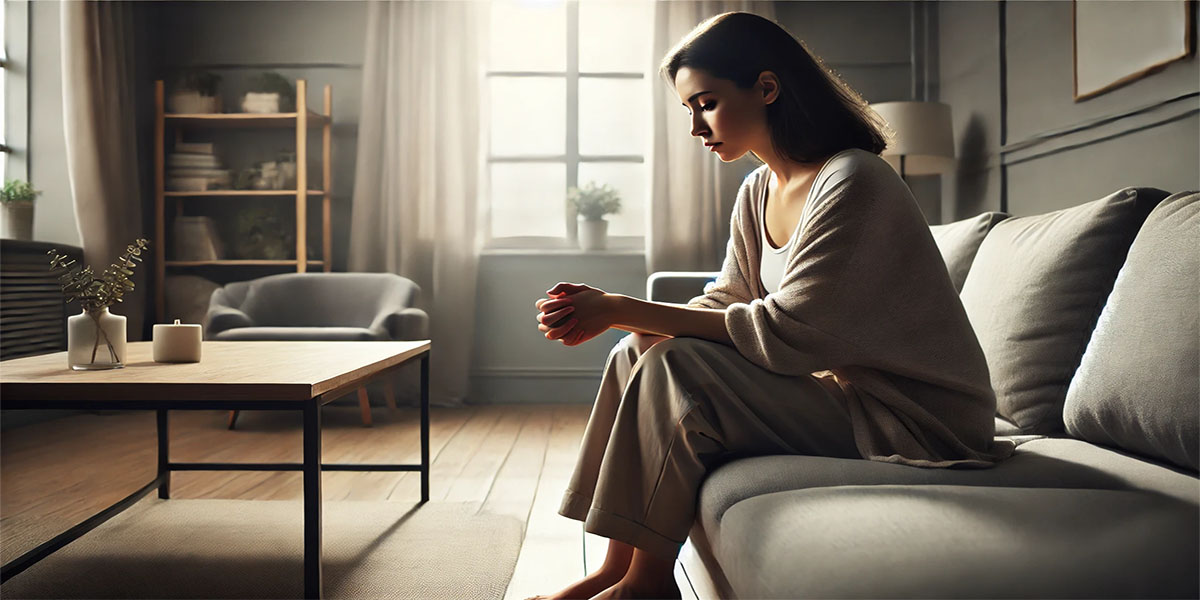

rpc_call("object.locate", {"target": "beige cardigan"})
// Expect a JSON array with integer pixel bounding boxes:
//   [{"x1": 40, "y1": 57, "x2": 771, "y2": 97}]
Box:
[{"x1": 690, "y1": 150, "x2": 1014, "y2": 468}]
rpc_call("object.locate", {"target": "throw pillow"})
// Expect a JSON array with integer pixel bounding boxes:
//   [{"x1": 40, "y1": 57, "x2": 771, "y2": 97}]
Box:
[
  {"x1": 929, "y1": 212, "x2": 1009, "y2": 293},
  {"x1": 959, "y1": 187, "x2": 1168, "y2": 435},
  {"x1": 1063, "y1": 191, "x2": 1199, "y2": 471}
]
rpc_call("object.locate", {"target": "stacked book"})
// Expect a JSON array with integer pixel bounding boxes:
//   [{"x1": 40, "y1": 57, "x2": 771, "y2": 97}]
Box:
[{"x1": 167, "y1": 142, "x2": 233, "y2": 191}]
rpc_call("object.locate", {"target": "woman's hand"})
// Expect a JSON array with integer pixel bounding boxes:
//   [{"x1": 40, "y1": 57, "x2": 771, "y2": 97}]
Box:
[{"x1": 534, "y1": 282, "x2": 617, "y2": 346}]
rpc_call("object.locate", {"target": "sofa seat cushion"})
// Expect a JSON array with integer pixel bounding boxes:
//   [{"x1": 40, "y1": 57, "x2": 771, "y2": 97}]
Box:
[
  {"x1": 713, "y1": 485, "x2": 1198, "y2": 599},
  {"x1": 212, "y1": 326, "x2": 384, "y2": 341},
  {"x1": 959, "y1": 187, "x2": 1167, "y2": 434},
  {"x1": 1011, "y1": 437, "x2": 1199, "y2": 505},
  {"x1": 698, "y1": 439, "x2": 1198, "y2": 537}
]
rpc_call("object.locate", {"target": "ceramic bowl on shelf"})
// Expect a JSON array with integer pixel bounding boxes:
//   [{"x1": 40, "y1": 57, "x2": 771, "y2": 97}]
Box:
[{"x1": 168, "y1": 91, "x2": 221, "y2": 114}]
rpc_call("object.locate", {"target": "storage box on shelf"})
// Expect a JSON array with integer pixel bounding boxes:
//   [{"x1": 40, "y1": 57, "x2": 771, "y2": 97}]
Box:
[{"x1": 152, "y1": 78, "x2": 334, "y2": 322}]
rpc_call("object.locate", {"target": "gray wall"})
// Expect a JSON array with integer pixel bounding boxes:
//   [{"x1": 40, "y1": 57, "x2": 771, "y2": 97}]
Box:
[{"x1": 939, "y1": 0, "x2": 1199, "y2": 219}]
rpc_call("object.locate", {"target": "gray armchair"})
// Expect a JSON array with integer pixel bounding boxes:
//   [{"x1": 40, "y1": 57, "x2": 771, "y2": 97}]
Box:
[{"x1": 205, "y1": 272, "x2": 429, "y2": 428}]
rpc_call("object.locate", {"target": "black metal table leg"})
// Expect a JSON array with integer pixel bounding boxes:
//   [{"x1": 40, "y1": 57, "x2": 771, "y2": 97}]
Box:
[
  {"x1": 157, "y1": 409, "x2": 170, "y2": 499},
  {"x1": 420, "y1": 354, "x2": 430, "y2": 503},
  {"x1": 303, "y1": 401, "x2": 323, "y2": 599}
]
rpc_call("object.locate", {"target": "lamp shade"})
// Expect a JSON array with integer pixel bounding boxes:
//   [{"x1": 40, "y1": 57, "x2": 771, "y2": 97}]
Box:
[{"x1": 870, "y1": 101, "x2": 955, "y2": 176}]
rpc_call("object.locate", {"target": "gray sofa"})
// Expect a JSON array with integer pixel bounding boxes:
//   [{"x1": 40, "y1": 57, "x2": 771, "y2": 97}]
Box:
[{"x1": 652, "y1": 188, "x2": 1199, "y2": 599}]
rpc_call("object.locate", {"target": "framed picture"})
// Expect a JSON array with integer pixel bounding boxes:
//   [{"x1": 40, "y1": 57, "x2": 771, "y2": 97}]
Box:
[{"x1": 1073, "y1": 0, "x2": 1194, "y2": 101}]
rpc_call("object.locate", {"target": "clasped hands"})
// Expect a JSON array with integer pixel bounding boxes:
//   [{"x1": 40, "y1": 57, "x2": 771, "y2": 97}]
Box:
[{"x1": 534, "y1": 282, "x2": 616, "y2": 347}]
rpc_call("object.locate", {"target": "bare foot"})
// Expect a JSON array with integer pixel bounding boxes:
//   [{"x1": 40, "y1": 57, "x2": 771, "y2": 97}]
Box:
[
  {"x1": 588, "y1": 577, "x2": 682, "y2": 600},
  {"x1": 525, "y1": 568, "x2": 626, "y2": 600}
]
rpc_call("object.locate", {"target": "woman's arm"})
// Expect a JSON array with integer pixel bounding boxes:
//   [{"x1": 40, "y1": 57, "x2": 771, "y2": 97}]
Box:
[
  {"x1": 608, "y1": 295, "x2": 731, "y2": 344},
  {"x1": 536, "y1": 283, "x2": 731, "y2": 347}
]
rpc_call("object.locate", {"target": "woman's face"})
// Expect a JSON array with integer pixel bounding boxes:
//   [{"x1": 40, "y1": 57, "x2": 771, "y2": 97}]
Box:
[{"x1": 674, "y1": 66, "x2": 776, "y2": 162}]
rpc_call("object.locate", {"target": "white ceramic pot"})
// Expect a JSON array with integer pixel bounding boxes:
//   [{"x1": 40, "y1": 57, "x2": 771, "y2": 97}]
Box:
[
  {"x1": 241, "y1": 92, "x2": 281, "y2": 114},
  {"x1": 578, "y1": 217, "x2": 609, "y2": 251},
  {"x1": 168, "y1": 91, "x2": 221, "y2": 114},
  {"x1": 67, "y1": 308, "x2": 127, "y2": 370},
  {"x1": 1, "y1": 202, "x2": 34, "y2": 240}
]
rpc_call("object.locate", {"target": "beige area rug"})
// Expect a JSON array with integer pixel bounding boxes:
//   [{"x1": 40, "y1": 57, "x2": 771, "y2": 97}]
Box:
[{"x1": 2, "y1": 498, "x2": 523, "y2": 599}]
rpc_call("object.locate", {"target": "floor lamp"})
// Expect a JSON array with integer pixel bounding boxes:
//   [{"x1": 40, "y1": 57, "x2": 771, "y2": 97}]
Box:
[{"x1": 869, "y1": 101, "x2": 956, "y2": 184}]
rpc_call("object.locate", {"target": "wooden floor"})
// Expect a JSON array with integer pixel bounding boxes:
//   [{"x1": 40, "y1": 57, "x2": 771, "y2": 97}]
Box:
[{"x1": 0, "y1": 402, "x2": 608, "y2": 599}]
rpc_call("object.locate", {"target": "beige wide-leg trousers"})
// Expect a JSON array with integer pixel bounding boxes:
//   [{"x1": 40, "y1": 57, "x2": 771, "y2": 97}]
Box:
[{"x1": 558, "y1": 334, "x2": 862, "y2": 560}]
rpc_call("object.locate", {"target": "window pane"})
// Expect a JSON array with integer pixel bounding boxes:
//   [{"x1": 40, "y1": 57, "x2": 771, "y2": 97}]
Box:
[
  {"x1": 578, "y1": 78, "x2": 647, "y2": 156},
  {"x1": 490, "y1": 0, "x2": 566, "y2": 72},
  {"x1": 491, "y1": 163, "x2": 567, "y2": 238},
  {"x1": 491, "y1": 77, "x2": 565, "y2": 156},
  {"x1": 579, "y1": 0, "x2": 653, "y2": 73},
  {"x1": 577, "y1": 162, "x2": 645, "y2": 236}
]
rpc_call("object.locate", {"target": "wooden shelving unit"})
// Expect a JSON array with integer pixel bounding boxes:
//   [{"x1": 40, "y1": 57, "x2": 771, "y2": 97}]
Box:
[{"x1": 153, "y1": 79, "x2": 333, "y2": 321}]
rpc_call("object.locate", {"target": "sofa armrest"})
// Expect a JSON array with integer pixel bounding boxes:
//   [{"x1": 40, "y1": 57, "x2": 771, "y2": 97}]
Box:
[
  {"x1": 370, "y1": 307, "x2": 430, "y2": 340},
  {"x1": 647, "y1": 271, "x2": 721, "y2": 304},
  {"x1": 205, "y1": 306, "x2": 254, "y2": 339}
]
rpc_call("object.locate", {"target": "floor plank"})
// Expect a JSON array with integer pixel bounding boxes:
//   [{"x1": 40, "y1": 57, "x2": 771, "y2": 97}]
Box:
[{"x1": 503, "y1": 403, "x2": 592, "y2": 600}]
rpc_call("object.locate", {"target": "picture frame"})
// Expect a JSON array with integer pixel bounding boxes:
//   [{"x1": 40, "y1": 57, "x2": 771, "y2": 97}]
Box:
[{"x1": 1073, "y1": 0, "x2": 1194, "y2": 101}]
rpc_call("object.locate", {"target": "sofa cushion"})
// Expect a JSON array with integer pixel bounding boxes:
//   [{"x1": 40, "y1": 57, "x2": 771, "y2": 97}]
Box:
[
  {"x1": 1063, "y1": 192, "x2": 1199, "y2": 472},
  {"x1": 928, "y1": 211, "x2": 1009, "y2": 293},
  {"x1": 714, "y1": 485, "x2": 1198, "y2": 599},
  {"x1": 959, "y1": 187, "x2": 1168, "y2": 434},
  {"x1": 697, "y1": 438, "x2": 1198, "y2": 543}
]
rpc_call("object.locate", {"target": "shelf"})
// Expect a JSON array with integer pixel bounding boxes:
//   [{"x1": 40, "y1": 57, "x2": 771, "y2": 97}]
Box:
[
  {"x1": 164, "y1": 190, "x2": 327, "y2": 197},
  {"x1": 166, "y1": 260, "x2": 325, "y2": 267},
  {"x1": 165, "y1": 111, "x2": 330, "y2": 128}
]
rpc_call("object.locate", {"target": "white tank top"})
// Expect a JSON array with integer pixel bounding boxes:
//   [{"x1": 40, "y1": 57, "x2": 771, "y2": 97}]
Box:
[{"x1": 758, "y1": 151, "x2": 849, "y2": 293}]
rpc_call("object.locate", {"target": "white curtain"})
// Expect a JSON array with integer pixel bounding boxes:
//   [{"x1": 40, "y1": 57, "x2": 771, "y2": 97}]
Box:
[
  {"x1": 647, "y1": 0, "x2": 775, "y2": 274},
  {"x1": 61, "y1": 1, "x2": 147, "y2": 339},
  {"x1": 349, "y1": 0, "x2": 488, "y2": 406}
]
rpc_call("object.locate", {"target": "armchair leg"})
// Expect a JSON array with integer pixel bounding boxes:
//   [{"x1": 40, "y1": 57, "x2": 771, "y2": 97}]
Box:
[
  {"x1": 227, "y1": 410, "x2": 240, "y2": 430},
  {"x1": 357, "y1": 387, "x2": 373, "y2": 427},
  {"x1": 385, "y1": 378, "x2": 397, "y2": 412}
]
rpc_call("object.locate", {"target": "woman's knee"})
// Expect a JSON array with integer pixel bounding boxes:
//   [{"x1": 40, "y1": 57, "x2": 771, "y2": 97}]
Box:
[{"x1": 637, "y1": 337, "x2": 728, "y2": 369}]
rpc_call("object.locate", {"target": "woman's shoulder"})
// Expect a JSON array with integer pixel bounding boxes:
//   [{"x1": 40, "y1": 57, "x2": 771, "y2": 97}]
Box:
[{"x1": 823, "y1": 148, "x2": 893, "y2": 180}]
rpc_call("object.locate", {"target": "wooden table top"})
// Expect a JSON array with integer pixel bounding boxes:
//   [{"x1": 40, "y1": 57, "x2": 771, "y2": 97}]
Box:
[{"x1": 0, "y1": 341, "x2": 430, "y2": 404}]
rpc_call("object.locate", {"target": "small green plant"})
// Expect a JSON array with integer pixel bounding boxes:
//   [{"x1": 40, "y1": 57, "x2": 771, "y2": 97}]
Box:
[
  {"x1": 48, "y1": 239, "x2": 150, "y2": 313},
  {"x1": 568, "y1": 182, "x2": 622, "y2": 221},
  {"x1": 2, "y1": 179, "x2": 40, "y2": 205},
  {"x1": 173, "y1": 70, "x2": 222, "y2": 96},
  {"x1": 247, "y1": 72, "x2": 296, "y2": 111}
]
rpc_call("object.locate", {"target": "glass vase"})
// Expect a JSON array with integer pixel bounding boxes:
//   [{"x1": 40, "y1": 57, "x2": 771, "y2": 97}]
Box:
[{"x1": 67, "y1": 307, "x2": 127, "y2": 370}]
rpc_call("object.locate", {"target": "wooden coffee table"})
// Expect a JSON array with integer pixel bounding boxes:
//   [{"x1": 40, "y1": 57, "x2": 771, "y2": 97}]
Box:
[{"x1": 0, "y1": 340, "x2": 431, "y2": 599}]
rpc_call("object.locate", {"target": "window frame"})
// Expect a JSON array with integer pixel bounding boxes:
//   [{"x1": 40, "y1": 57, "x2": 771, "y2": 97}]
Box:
[{"x1": 484, "y1": 0, "x2": 646, "y2": 251}]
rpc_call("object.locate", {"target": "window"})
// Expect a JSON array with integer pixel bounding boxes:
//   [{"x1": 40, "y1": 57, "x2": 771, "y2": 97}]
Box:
[{"x1": 486, "y1": 0, "x2": 653, "y2": 249}]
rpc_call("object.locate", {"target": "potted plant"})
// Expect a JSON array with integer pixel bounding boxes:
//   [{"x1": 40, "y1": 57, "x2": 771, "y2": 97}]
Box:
[
  {"x1": 569, "y1": 181, "x2": 622, "y2": 251},
  {"x1": 2, "y1": 179, "x2": 39, "y2": 241},
  {"x1": 242, "y1": 72, "x2": 296, "y2": 113},
  {"x1": 47, "y1": 238, "x2": 150, "y2": 370},
  {"x1": 169, "y1": 70, "x2": 222, "y2": 114}
]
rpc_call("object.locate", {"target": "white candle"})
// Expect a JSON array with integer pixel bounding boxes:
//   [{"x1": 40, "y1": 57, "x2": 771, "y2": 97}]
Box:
[{"x1": 152, "y1": 319, "x2": 203, "y2": 363}]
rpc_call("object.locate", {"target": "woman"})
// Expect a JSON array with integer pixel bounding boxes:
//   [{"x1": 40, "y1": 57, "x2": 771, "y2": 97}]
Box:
[{"x1": 531, "y1": 12, "x2": 1012, "y2": 600}]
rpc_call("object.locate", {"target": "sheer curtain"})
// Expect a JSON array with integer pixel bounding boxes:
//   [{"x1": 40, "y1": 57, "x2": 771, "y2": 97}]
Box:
[
  {"x1": 349, "y1": 0, "x2": 488, "y2": 406},
  {"x1": 61, "y1": 1, "x2": 147, "y2": 339},
  {"x1": 647, "y1": 0, "x2": 775, "y2": 274}
]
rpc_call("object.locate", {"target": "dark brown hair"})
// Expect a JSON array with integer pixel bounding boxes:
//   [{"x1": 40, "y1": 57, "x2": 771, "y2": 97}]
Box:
[{"x1": 660, "y1": 12, "x2": 890, "y2": 164}]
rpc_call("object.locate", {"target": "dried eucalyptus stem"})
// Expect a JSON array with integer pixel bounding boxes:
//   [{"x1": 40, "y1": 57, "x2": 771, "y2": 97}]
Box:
[{"x1": 48, "y1": 238, "x2": 150, "y2": 364}]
